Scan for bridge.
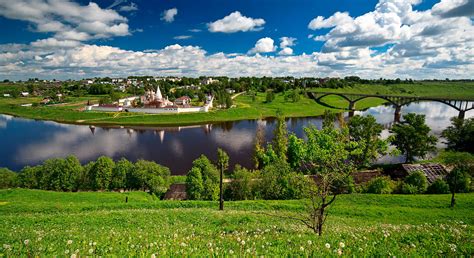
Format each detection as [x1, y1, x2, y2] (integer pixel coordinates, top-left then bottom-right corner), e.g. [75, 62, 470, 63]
[308, 92, 474, 121]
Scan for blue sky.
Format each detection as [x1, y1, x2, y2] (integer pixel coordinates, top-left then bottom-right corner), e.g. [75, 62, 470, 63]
[0, 0, 472, 79]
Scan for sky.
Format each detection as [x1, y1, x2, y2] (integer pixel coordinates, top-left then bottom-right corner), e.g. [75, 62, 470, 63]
[0, 0, 473, 80]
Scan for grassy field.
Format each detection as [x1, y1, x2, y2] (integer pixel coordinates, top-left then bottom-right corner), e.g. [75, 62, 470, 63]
[0, 82, 473, 126]
[0, 189, 472, 256]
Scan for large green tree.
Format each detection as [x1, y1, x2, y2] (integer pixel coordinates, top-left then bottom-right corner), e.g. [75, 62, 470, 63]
[185, 155, 219, 200]
[390, 113, 437, 163]
[442, 117, 474, 153]
[89, 156, 115, 191]
[0, 168, 18, 189]
[348, 115, 388, 168]
[112, 158, 134, 190]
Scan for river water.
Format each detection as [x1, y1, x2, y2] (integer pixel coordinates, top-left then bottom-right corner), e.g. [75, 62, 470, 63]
[0, 101, 472, 174]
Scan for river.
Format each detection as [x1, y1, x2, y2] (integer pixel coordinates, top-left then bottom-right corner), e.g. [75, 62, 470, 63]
[0, 101, 472, 174]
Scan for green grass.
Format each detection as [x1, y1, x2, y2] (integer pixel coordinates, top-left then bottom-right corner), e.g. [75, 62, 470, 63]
[1, 82, 473, 126]
[0, 189, 472, 256]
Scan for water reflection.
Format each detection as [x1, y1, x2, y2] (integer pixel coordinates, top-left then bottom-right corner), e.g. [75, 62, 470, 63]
[0, 101, 472, 174]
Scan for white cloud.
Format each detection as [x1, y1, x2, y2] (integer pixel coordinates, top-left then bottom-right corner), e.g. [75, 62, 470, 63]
[0, 0, 130, 42]
[31, 38, 81, 48]
[208, 11, 265, 33]
[174, 35, 192, 40]
[189, 29, 202, 33]
[279, 37, 296, 48]
[119, 2, 138, 12]
[161, 8, 178, 23]
[278, 47, 293, 56]
[249, 37, 277, 54]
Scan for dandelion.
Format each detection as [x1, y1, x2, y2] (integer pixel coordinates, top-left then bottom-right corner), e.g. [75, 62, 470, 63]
[151, 254, 156, 258]
[337, 249, 342, 255]
[24, 239, 30, 245]
[410, 243, 416, 248]
[67, 240, 73, 245]
[325, 243, 331, 249]
[65, 249, 70, 254]
[92, 242, 96, 246]
[300, 246, 304, 251]
[307, 240, 312, 245]
[88, 248, 94, 254]
[229, 249, 234, 254]
[339, 242, 345, 248]
[70, 254, 77, 258]
[241, 240, 246, 246]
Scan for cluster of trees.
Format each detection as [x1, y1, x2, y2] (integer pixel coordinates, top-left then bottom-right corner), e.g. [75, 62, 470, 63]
[0, 156, 171, 196]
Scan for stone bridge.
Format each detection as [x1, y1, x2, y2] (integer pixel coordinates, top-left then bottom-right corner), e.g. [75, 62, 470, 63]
[308, 92, 474, 121]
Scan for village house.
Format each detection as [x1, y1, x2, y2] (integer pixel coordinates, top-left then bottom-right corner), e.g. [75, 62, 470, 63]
[175, 96, 191, 106]
[201, 77, 219, 85]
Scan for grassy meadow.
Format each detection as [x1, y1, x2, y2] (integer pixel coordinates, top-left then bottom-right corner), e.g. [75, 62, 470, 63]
[0, 189, 473, 256]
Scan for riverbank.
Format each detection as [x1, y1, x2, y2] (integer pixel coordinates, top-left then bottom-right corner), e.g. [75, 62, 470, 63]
[0, 82, 473, 126]
[0, 189, 472, 256]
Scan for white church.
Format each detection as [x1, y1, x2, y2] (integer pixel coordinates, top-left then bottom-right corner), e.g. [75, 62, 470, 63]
[86, 85, 213, 114]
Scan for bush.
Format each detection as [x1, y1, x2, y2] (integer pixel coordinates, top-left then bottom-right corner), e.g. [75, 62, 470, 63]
[0, 168, 18, 188]
[404, 171, 428, 194]
[365, 177, 393, 194]
[227, 165, 257, 200]
[401, 183, 419, 194]
[257, 160, 306, 200]
[427, 178, 450, 194]
[333, 175, 355, 194]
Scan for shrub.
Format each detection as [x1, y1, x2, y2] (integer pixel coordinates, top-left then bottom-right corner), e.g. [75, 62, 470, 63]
[404, 171, 428, 193]
[365, 177, 393, 194]
[0, 168, 18, 188]
[427, 178, 450, 194]
[258, 160, 306, 200]
[401, 183, 419, 194]
[333, 175, 355, 194]
[227, 165, 257, 200]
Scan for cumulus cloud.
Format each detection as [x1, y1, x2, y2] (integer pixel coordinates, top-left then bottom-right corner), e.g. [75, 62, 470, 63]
[279, 37, 296, 48]
[278, 47, 293, 56]
[249, 37, 277, 54]
[0, 0, 129, 43]
[208, 11, 265, 33]
[161, 8, 178, 23]
[306, 0, 474, 76]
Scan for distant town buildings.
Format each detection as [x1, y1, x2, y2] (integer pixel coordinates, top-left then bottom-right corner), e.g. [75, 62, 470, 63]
[200, 77, 219, 85]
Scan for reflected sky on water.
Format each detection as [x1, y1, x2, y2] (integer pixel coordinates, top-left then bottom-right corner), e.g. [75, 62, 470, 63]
[0, 101, 472, 174]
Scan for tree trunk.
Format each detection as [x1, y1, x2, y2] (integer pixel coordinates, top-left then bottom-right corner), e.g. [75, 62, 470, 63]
[451, 191, 456, 207]
[317, 206, 325, 236]
[219, 165, 224, 211]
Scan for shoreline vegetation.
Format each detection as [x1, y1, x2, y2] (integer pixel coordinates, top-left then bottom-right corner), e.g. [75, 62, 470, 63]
[1, 82, 473, 126]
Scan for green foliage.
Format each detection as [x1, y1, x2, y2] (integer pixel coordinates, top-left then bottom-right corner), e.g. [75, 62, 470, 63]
[366, 177, 393, 194]
[258, 159, 307, 200]
[40, 156, 83, 191]
[427, 178, 450, 194]
[272, 115, 288, 159]
[133, 160, 170, 196]
[287, 134, 305, 170]
[284, 90, 301, 103]
[185, 155, 219, 200]
[111, 158, 133, 190]
[447, 168, 471, 193]
[0, 168, 17, 189]
[348, 115, 388, 168]
[401, 183, 420, 194]
[265, 90, 275, 103]
[442, 117, 474, 153]
[390, 113, 437, 163]
[227, 165, 257, 200]
[89, 156, 115, 191]
[403, 171, 428, 194]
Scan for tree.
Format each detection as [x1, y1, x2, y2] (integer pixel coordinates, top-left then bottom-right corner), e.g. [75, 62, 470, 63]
[265, 90, 275, 103]
[225, 94, 233, 109]
[89, 156, 115, 190]
[440, 152, 474, 207]
[185, 155, 219, 200]
[272, 114, 288, 160]
[258, 159, 306, 200]
[217, 148, 229, 210]
[133, 160, 170, 196]
[18, 166, 41, 189]
[442, 117, 474, 153]
[0, 168, 18, 188]
[348, 115, 388, 168]
[112, 158, 133, 190]
[38, 156, 82, 191]
[403, 171, 428, 194]
[228, 165, 256, 200]
[389, 113, 437, 163]
[290, 124, 357, 235]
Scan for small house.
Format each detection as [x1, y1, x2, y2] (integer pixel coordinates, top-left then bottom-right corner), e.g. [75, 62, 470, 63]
[175, 96, 191, 106]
